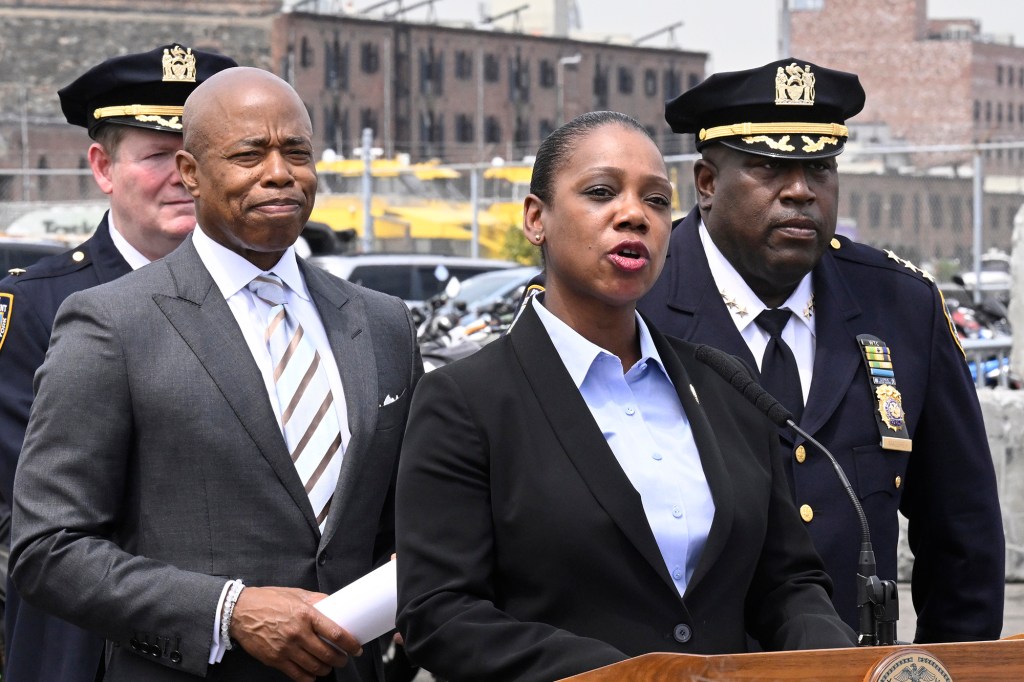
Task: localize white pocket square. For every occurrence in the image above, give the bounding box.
[380,392,403,407]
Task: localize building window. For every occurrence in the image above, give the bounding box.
[484,115,501,143]
[974,100,981,122]
[78,156,90,197]
[990,206,1000,231]
[997,64,1003,85]
[617,66,634,95]
[484,54,500,82]
[985,101,992,122]
[593,64,609,108]
[890,194,904,228]
[848,192,862,224]
[1010,102,1015,124]
[949,196,964,232]
[912,194,921,233]
[508,55,530,103]
[868,193,882,228]
[360,42,380,74]
[539,59,556,88]
[301,36,313,68]
[688,72,700,89]
[928,194,943,228]
[997,101,1003,124]
[539,118,554,141]
[420,46,444,96]
[644,68,658,97]
[455,113,474,143]
[663,69,681,99]
[455,50,473,80]
[325,38,349,90]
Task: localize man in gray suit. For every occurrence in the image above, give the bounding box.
[11,67,421,682]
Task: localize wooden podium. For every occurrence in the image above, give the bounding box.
[559,635,1024,681]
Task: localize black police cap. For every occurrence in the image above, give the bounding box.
[59,44,237,139]
[665,58,865,159]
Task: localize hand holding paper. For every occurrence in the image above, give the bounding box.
[315,560,398,644]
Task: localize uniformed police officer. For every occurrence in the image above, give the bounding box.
[637,58,1005,643]
[0,43,236,680]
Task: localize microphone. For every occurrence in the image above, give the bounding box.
[693,344,899,646]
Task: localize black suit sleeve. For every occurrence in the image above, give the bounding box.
[396,369,628,682]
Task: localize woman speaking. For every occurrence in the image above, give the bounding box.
[395,111,854,681]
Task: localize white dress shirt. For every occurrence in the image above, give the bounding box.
[191,227,351,662]
[533,299,714,598]
[107,214,152,271]
[699,221,816,403]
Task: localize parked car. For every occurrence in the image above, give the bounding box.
[309,253,519,307]
[0,236,68,275]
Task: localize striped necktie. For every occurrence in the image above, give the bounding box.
[248,273,342,531]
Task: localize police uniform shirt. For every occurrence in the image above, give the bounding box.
[699,220,815,404]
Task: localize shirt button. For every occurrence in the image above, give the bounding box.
[672,506,683,518]
[625,406,636,416]
[673,623,692,643]
[799,504,814,523]
[652,452,663,461]
[672,567,683,581]
[795,445,807,463]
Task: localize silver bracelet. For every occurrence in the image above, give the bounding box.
[221,579,245,651]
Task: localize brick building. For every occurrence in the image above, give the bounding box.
[272,12,704,164]
[0,1,704,204]
[790,0,1024,172]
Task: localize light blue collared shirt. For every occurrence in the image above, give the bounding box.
[533,299,714,597]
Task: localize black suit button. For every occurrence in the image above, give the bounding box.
[170,650,182,664]
[672,623,692,643]
[150,646,161,657]
[318,552,329,566]
[130,638,140,651]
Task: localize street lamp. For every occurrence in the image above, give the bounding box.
[556,53,582,127]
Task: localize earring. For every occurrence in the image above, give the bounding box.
[534,234,542,242]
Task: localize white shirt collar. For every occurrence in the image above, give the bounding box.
[106,212,152,271]
[191,226,307,301]
[698,220,815,335]
[532,297,665,388]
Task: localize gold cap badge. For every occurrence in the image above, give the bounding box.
[162,45,197,83]
[775,63,815,106]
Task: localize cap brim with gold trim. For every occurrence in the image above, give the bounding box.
[665,57,865,160]
[58,44,237,138]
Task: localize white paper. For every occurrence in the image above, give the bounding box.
[315,560,397,644]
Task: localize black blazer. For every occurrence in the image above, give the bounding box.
[638,206,1005,642]
[396,301,853,682]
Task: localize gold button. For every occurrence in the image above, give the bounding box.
[894,476,902,489]
[72,251,85,262]
[830,238,841,249]
[799,504,814,523]
[795,445,807,463]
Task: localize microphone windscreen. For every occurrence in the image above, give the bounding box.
[694,344,793,427]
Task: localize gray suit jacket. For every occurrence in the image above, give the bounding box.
[10,237,422,681]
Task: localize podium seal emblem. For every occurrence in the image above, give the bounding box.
[865,648,952,682]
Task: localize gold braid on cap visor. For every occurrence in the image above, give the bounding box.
[93,104,184,120]
[699,121,848,142]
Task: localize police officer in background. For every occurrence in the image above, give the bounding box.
[638,58,1005,643]
[0,43,236,680]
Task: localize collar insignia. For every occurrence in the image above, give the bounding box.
[720,289,749,318]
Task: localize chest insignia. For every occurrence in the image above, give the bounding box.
[0,293,13,353]
[857,334,912,452]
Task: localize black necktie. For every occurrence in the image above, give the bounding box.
[754,308,804,423]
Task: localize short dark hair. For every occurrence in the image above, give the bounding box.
[529,111,653,204]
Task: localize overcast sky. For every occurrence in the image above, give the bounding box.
[409,0,1024,73]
